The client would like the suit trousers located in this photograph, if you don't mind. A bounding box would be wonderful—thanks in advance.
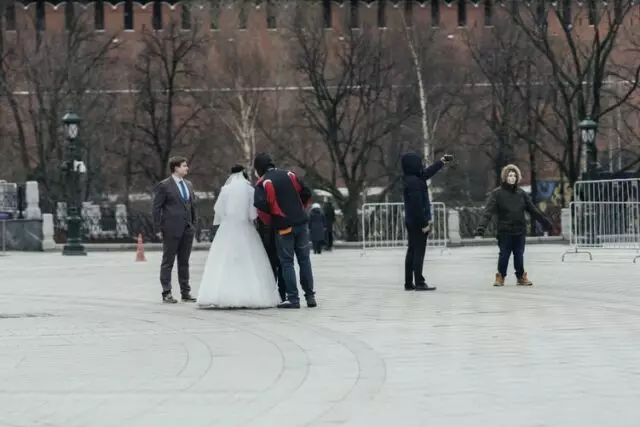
[160,227,195,296]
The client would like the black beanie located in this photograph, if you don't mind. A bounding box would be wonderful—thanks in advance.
[253,153,274,176]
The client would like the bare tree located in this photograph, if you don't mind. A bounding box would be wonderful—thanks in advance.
[504,1,640,184]
[124,17,210,186]
[267,7,415,240]
[392,9,465,166]
[466,15,549,194]
[0,9,120,210]
[204,35,269,170]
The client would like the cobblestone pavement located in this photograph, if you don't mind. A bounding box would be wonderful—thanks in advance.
[1,245,639,427]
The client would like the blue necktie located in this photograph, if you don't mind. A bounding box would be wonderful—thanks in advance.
[179,180,188,201]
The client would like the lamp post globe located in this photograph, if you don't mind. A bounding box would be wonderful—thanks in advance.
[579,118,598,179]
[62,112,86,256]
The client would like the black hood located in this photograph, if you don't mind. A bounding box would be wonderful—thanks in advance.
[401,152,423,177]
[253,153,274,177]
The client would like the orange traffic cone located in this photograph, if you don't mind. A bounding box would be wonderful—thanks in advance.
[135,233,146,262]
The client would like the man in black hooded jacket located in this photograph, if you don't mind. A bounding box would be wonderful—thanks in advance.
[401,152,451,291]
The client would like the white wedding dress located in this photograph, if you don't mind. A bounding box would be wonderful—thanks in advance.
[196,172,281,309]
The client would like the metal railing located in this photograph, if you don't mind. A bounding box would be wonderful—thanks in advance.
[562,178,640,262]
[0,220,7,256]
[361,202,448,253]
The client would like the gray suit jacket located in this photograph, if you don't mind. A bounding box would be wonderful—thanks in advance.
[152,177,197,237]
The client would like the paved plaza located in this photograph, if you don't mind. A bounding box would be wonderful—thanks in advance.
[1,244,639,427]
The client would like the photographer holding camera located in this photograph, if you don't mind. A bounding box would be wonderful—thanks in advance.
[401,152,453,291]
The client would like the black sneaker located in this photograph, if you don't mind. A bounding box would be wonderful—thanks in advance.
[415,284,436,291]
[182,294,197,302]
[306,296,317,308]
[404,284,416,291]
[163,294,178,304]
[277,300,301,309]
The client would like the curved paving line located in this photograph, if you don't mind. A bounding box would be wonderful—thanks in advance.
[54,307,212,427]
[121,325,216,424]
[0,293,314,427]
[238,311,388,426]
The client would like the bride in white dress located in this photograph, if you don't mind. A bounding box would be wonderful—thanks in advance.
[196,166,281,309]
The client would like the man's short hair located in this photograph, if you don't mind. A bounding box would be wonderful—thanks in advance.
[169,156,187,173]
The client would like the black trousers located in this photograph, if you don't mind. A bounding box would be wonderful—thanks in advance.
[160,228,195,296]
[405,228,427,286]
[325,225,334,249]
[497,233,526,278]
[312,241,323,254]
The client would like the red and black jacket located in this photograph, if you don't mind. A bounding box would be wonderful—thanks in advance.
[254,168,312,230]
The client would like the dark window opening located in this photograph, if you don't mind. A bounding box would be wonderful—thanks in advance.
[323,0,332,28]
[152,1,162,30]
[587,0,596,25]
[124,0,134,30]
[95,0,105,30]
[36,0,45,31]
[535,0,546,27]
[405,0,413,27]
[266,0,276,29]
[65,2,74,30]
[431,0,439,27]
[562,0,571,28]
[509,0,517,14]
[181,4,192,30]
[377,0,387,27]
[238,3,247,29]
[613,0,622,24]
[4,2,16,31]
[350,0,359,28]
[210,3,220,30]
[484,0,492,26]
[458,0,466,27]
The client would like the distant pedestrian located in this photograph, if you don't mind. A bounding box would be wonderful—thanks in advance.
[309,203,325,254]
[323,200,336,250]
[475,164,552,287]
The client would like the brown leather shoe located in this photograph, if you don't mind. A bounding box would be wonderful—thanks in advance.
[517,272,533,286]
[493,273,505,287]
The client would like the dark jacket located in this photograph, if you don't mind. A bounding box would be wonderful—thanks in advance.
[323,202,336,226]
[253,153,313,230]
[477,164,550,236]
[308,206,325,243]
[152,177,197,237]
[401,153,444,230]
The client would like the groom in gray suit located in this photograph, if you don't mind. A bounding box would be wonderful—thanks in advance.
[152,156,198,303]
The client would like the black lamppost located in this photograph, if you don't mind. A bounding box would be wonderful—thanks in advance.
[578,118,598,246]
[579,118,598,179]
[62,112,87,256]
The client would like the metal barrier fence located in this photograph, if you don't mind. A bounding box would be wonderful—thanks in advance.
[361,202,448,253]
[0,220,6,256]
[562,178,640,262]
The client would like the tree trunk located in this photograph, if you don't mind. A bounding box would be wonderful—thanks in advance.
[341,197,360,242]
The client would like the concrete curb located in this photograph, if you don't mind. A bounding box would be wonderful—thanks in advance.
[49,236,567,252]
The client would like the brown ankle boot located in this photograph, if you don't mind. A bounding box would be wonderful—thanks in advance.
[517,272,533,286]
[493,273,504,287]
